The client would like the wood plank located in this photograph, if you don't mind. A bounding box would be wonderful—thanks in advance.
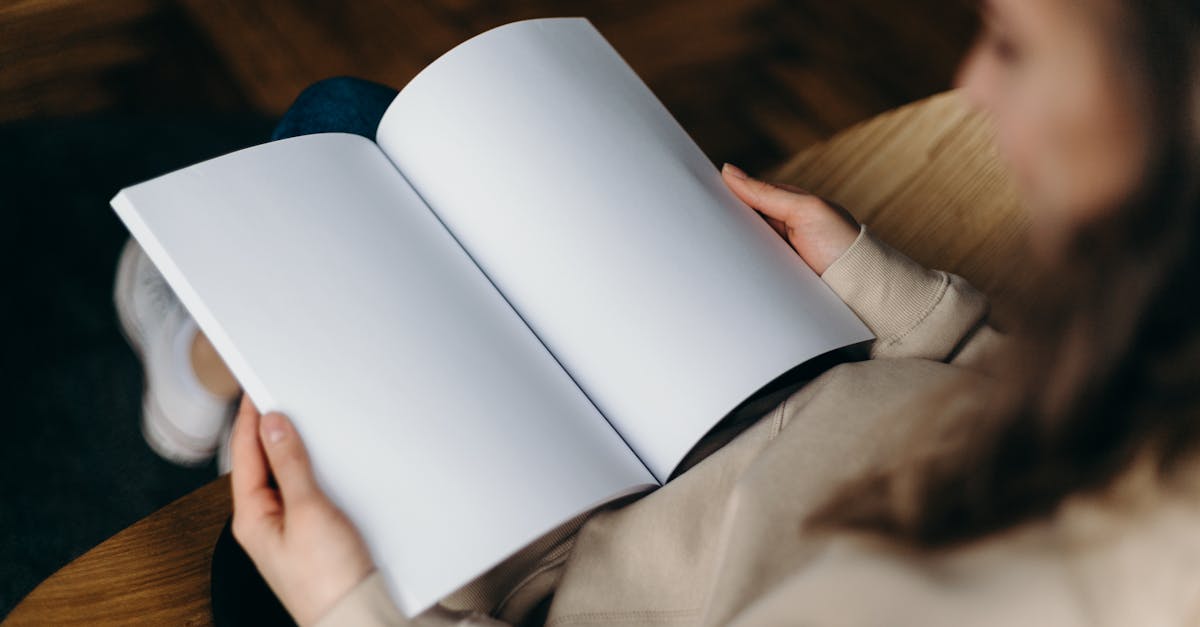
[174,0,466,114]
[4,477,231,626]
[167,0,977,171]
[0,0,250,121]
[0,0,978,171]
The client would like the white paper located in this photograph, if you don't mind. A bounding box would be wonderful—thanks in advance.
[112,133,656,615]
[377,18,873,482]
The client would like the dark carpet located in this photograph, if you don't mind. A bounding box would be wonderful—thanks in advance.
[0,115,273,618]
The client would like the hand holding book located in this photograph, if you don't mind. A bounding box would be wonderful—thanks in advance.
[230,396,375,627]
[720,163,861,275]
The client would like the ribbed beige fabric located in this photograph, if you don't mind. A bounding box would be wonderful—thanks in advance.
[314,226,1200,627]
[821,224,995,362]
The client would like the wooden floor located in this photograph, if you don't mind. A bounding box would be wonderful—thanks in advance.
[0,0,976,173]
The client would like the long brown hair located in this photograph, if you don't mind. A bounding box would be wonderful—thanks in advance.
[808,0,1200,548]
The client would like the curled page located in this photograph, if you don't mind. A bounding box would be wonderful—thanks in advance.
[377,18,873,482]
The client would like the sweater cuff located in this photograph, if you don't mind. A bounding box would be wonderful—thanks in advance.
[819,224,990,360]
[819,224,949,342]
[314,571,407,627]
[820,224,988,360]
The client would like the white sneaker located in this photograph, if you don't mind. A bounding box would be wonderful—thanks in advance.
[114,239,236,466]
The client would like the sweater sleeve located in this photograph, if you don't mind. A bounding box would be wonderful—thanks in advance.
[819,224,1002,364]
[313,571,510,627]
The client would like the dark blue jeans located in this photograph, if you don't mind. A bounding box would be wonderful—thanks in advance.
[270,76,399,143]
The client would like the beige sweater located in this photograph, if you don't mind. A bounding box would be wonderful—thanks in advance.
[316,226,1200,626]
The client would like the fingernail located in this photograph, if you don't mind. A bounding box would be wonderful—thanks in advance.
[723,162,748,179]
[262,413,287,444]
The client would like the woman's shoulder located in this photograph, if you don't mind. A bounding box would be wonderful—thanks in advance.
[1047,456,1200,624]
[729,526,1085,627]
[729,460,1200,627]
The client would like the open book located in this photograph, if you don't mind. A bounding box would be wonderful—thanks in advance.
[111,17,872,616]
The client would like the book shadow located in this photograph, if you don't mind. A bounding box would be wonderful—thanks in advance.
[668,341,871,482]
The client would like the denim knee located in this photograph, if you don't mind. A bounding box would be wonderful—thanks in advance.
[271,76,400,142]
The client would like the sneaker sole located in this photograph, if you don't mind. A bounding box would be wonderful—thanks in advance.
[141,393,220,466]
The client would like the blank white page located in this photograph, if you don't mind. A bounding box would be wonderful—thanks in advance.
[377,18,873,482]
[112,133,655,615]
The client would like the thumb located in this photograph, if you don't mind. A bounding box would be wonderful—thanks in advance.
[721,163,818,224]
[259,412,321,506]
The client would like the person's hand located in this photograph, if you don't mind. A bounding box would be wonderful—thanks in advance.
[721,162,860,275]
[230,395,375,626]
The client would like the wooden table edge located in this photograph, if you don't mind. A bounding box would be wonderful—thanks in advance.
[4,476,231,625]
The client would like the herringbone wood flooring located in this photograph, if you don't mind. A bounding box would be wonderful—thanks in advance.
[0,0,976,173]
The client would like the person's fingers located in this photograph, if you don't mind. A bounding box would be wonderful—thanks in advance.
[756,179,858,229]
[259,412,322,507]
[721,163,827,224]
[231,395,281,541]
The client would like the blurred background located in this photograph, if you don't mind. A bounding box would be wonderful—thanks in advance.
[0,0,976,617]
